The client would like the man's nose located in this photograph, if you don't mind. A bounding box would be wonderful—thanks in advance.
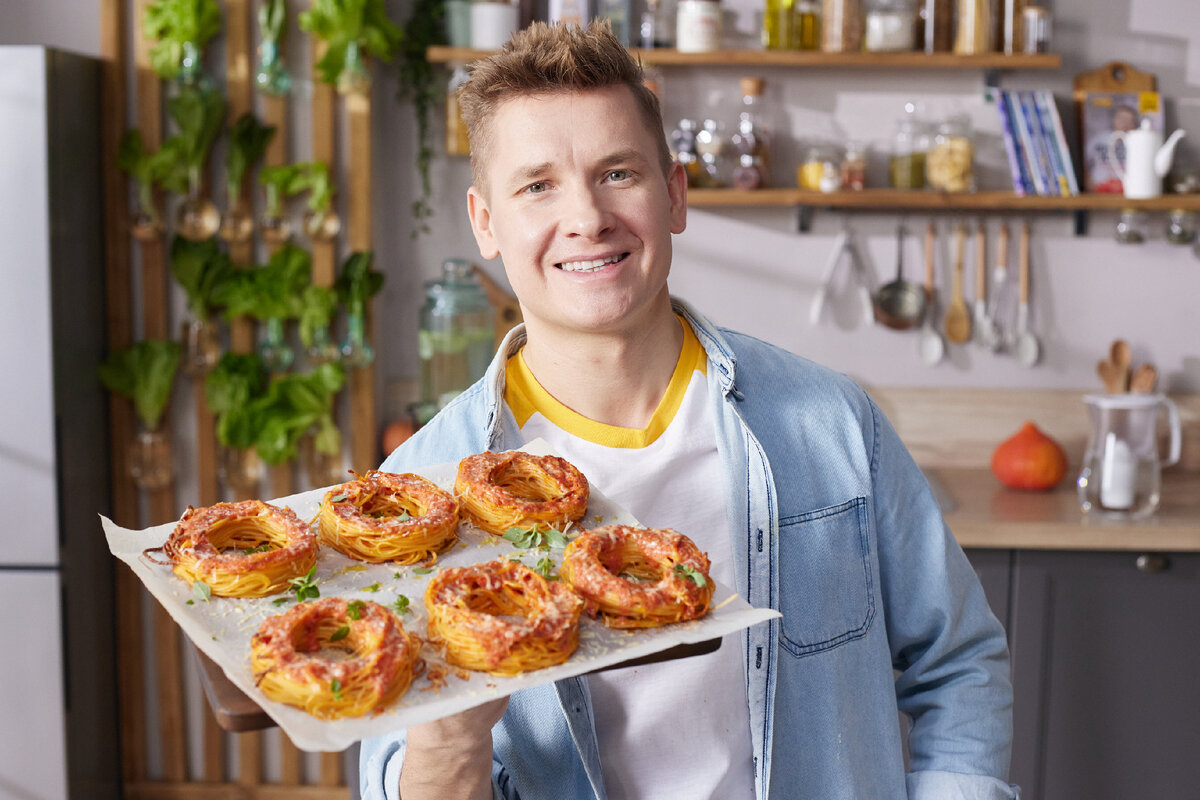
[562,185,614,239]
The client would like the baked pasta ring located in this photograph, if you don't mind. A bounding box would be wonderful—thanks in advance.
[425,559,583,676]
[250,597,421,719]
[316,471,459,565]
[559,525,715,629]
[455,451,589,537]
[159,500,318,598]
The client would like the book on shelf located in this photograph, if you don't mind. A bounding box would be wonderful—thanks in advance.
[994,89,1080,197]
[1017,91,1059,195]
[995,91,1033,196]
[1036,90,1080,195]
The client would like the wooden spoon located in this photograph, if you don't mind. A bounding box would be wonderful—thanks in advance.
[1130,363,1158,393]
[943,223,972,345]
[1109,339,1132,391]
[1097,359,1126,394]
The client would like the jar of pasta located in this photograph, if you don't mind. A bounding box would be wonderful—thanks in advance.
[926,114,975,192]
[864,0,916,51]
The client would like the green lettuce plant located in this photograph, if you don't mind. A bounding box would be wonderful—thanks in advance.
[205,352,268,450]
[99,339,182,431]
[299,0,403,93]
[117,130,188,231]
[224,112,276,211]
[170,235,234,322]
[143,0,222,83]
[252,363,347,464]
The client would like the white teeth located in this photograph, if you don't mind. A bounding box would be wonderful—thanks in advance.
[559,254,621,272]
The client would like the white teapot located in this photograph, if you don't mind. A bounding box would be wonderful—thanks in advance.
[1107,118,1186,199]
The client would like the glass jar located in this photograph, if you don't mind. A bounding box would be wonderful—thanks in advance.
[954,0,992,54]
[864,0,916,51]
[798,145,840,191]
[419,259,496,411]
[732,153,766,190]
[917,0,954,52]
[694,119,727,188]
[792,0,821,49]
[676,0,722,52]
[821,0,863,52]
[889,103,930,189]
[129,428,173,491]
[732,77,771,185]
[926,114,974,192]
[763,0,794,49]
[181,317,221,376]
[1166,209,1197,245]
[445,64,471,157]
[840,141,867,190]
[218,445,261,498]
[1114,209,1147,244]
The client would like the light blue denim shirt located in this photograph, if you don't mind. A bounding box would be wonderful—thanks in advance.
[361,299,1017,800]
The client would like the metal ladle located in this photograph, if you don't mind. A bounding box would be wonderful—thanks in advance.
[873,222,926,330]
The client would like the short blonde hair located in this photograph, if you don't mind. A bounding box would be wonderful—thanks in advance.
[457,21,673,193]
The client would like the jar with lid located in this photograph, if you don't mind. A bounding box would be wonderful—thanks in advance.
[954,0,992,54]
[840,141,867,190]
[676,0,722,52]
[419,259,495,414]
[864,0,916,51]
[889,103,930,189]
[1165,209,1196,245]
[733,153,766,190]
[732,77,771,184]
[926,114,974,192]
[798,145,840,191]
[821,0,863,52]
[917,0,953,52]
[694,119,728,188]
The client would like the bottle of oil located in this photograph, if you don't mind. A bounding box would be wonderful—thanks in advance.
[791,0,821,49]
[763,0,795,49]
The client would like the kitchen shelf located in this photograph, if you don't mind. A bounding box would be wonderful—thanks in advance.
[686,188,1200,212]
[427,46,1061,70]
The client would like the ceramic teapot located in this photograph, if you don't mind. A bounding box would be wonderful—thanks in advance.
[1106,119,1186,199]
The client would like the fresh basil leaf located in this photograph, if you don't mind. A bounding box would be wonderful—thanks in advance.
[412,567,435,576]
[672,563,708,588]
[330,493,348,503]
[192,580,211,602]
[330,625,350,642]
[362,582,382,592]
[347,600,365,620]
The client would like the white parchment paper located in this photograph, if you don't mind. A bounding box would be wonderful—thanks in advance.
[101,442,779,752]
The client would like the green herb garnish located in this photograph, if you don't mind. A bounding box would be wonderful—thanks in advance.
[502,526,568,550]
[192,580,211,602]
[273,597,291,606]
[330,625,350,642]
[347,600,365,620]
[362,582,382,593]
[672,563,708,588]
[330,493,348,503]
[534,557,557,580]
[412,567,435,576]
[392,595,410,614]
[289,565,320,602]
[330,678,343,701]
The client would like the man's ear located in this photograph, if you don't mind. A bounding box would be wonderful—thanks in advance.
[666,161,688,235]
[467,186,500,260]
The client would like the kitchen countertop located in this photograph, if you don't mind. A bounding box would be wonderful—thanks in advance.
[931,468,1200,552]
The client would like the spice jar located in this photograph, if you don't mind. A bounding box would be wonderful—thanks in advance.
[864,0,916,51]
[841,141,867,190]
[821,0,863,52]
[889,103,930,189]
[926,114,974,192]
[954,0,992,54]
[1165,209,1197,245]
[676,0,722,52]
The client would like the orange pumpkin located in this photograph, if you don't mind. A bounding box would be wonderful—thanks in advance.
[991,421,1068,491]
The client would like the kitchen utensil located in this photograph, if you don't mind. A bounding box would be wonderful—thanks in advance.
[873,222,927,330]
[1106,118,1186,200]
[989,221,1013,349]
[972,220,999,350]
[943,222,972,345]
[809,227,875,327]
[1109,339,1132,391]
[1130,363,1158,393]
[1013,221,1040,366]
[917,220,946,365]
[1097,359,1127,394]
[1077,392,1181,518]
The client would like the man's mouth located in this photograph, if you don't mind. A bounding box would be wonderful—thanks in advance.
[556,253,628,272]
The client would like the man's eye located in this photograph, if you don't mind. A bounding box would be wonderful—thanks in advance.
[525,181,547,194]
[607,169,629,182]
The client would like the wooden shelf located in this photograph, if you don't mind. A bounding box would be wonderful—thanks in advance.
[685,188,1200,212]
[427,46,1061,70]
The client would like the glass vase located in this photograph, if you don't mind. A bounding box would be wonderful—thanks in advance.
[129,428,173,490]
[301,435,347,488]
[176,166,220,241]
[131,184,163,241]
[218,445,261,498]
[260,184,292,243]
[254,40,292,96]
[336,41,371,96]
[259,317,294,373]
[340,308,375,368]
[219,194,255,243]
[178,40,212,89]
[303,208,342,242]
[181,317,221,376]
[305,324,341,366]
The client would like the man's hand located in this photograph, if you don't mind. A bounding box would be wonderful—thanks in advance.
[399,696,510,800]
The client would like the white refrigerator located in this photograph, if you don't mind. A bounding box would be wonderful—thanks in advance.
[0,46,120,799]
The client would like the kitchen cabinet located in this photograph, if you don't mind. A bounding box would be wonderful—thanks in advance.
[1006,550,1200,800]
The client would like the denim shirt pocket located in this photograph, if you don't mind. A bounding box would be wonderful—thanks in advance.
[777,496,875,658]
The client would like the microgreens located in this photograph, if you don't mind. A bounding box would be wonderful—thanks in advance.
[330,678,343,701]
[534,556,557,580]
[673,563,708,588]
[392,595,410,614]
[288,565,320,602]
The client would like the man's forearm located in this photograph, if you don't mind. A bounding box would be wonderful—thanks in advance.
[399,733,495,800]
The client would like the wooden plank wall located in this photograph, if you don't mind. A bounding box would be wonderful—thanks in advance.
[100,0,382,795]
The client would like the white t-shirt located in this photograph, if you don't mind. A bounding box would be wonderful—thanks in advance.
[504,320,755,800]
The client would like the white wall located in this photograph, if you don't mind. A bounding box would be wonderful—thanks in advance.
[4,0,1198,404]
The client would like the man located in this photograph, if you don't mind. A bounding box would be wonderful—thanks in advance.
[361,21,1016,800]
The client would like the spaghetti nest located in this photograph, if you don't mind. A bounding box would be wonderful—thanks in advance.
[425,559,583,676]
[455,451,589,537]
[560,525,715,629]
[250,597,422,720]
[157,500,318,598]
[316,471,460,565]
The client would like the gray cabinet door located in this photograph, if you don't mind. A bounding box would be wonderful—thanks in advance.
[964,548,1013,634]
[1008,550,1200,800]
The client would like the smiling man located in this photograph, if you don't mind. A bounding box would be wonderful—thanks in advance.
[360,21,1017,800]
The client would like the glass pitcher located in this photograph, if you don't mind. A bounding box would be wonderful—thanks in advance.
[418,259,496,420]
[1077,393,1182,519]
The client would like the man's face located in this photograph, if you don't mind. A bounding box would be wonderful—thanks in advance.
[467,85,687,340]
